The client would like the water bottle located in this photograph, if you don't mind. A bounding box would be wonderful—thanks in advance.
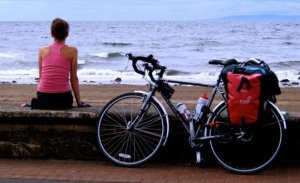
[177,103,195,139]
[193,94,208,121]
[176,103,191,123]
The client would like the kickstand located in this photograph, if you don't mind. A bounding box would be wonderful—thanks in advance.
[196,151,201,164]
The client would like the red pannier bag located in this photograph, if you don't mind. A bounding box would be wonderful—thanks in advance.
[222,59,281,125]
[227,72,262,125]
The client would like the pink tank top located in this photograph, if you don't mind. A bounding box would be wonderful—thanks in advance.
[37,42,71,93]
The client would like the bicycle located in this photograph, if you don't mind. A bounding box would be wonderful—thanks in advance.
[96,53,287,174]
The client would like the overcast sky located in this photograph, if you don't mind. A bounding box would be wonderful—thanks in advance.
[0,0,300,21]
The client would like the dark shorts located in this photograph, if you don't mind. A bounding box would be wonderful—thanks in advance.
[31,91,73,109]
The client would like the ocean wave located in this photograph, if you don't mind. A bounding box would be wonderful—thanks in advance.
[197,40,221,47]
[0,69,38,78]
[78,59,86,65]
[0,60,36,70]
[102,42,132,46]
[282,41,293,45]
[270,61,300,68]
[262,37,275,40]
[78,68,120,75]
[165,69,190,76]
[0,52,20,59]
[90,52,124,59]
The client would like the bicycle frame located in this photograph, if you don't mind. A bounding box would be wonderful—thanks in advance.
[134,74,227,149]
[162,79,227,139]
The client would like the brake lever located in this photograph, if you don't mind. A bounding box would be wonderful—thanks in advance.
[126,53,133,60]
[124,57,130,71]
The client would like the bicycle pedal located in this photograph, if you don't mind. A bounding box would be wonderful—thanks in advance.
[195,151,202,164]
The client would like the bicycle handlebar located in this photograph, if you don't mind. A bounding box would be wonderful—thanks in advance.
[126,53,166,82]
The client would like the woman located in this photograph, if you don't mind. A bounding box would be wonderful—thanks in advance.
[25,18,90,109]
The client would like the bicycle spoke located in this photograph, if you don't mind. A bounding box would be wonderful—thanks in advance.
[100,130,126,140]
[102,133,127,155]
[136,134,161,151]
[262,119,285,127]
[134,127,162,139]
[129,101,141,123]
[120,133,131,160]
[133,135,147,161]
[111,105,127,125]
[135,115,162,128]
[102,113,126,128]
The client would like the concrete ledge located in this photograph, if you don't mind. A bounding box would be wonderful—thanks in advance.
[1,104,298,122]
[0,104,300,165]
[0,104,99,120]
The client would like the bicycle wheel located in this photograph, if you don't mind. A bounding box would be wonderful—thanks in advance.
[208,101,286,174]
[96,92,167,167]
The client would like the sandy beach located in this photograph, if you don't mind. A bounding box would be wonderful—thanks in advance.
[0,84,299,113]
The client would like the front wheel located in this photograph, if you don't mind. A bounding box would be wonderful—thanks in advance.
[208,101,286,174]
[96,92,167,167]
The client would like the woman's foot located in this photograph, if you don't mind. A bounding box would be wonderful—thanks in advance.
[21,102,31,107]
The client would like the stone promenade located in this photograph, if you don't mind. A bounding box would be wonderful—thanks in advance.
[0,158,300,183]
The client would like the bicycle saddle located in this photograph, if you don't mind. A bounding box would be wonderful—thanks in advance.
[209,59,238,66]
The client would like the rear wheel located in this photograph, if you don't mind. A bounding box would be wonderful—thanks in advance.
[208,101,286,174]
[96,92,167,167]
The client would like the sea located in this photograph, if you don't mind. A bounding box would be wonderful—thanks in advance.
[0,20,299,86]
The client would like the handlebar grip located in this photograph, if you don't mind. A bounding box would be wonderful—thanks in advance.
[132,60,145,75]
[126,53,144,75]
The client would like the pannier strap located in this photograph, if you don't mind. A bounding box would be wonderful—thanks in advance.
[241,117,246,125]
[237,77,251,92]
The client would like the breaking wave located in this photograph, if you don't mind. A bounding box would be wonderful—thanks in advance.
[102,42,132,46]
[90,52,124,59]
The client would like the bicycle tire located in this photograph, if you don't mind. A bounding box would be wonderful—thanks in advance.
[96,92,167,167]
[208,101,286,174]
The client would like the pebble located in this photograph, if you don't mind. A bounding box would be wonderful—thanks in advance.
[83,80,96,83]
[1,82,11,84]
[113,77,122,84]
[280,79,290,83]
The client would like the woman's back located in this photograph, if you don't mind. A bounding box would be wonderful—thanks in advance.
[37,42,71,93]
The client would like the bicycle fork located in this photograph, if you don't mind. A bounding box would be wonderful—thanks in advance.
[132,91,170,146]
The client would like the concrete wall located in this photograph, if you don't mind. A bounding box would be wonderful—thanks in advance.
[0,104,299,165]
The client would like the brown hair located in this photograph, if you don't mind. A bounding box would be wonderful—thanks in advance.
[51,18,69,40]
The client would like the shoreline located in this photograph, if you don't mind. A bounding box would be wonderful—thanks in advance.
[0,75,299,87]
